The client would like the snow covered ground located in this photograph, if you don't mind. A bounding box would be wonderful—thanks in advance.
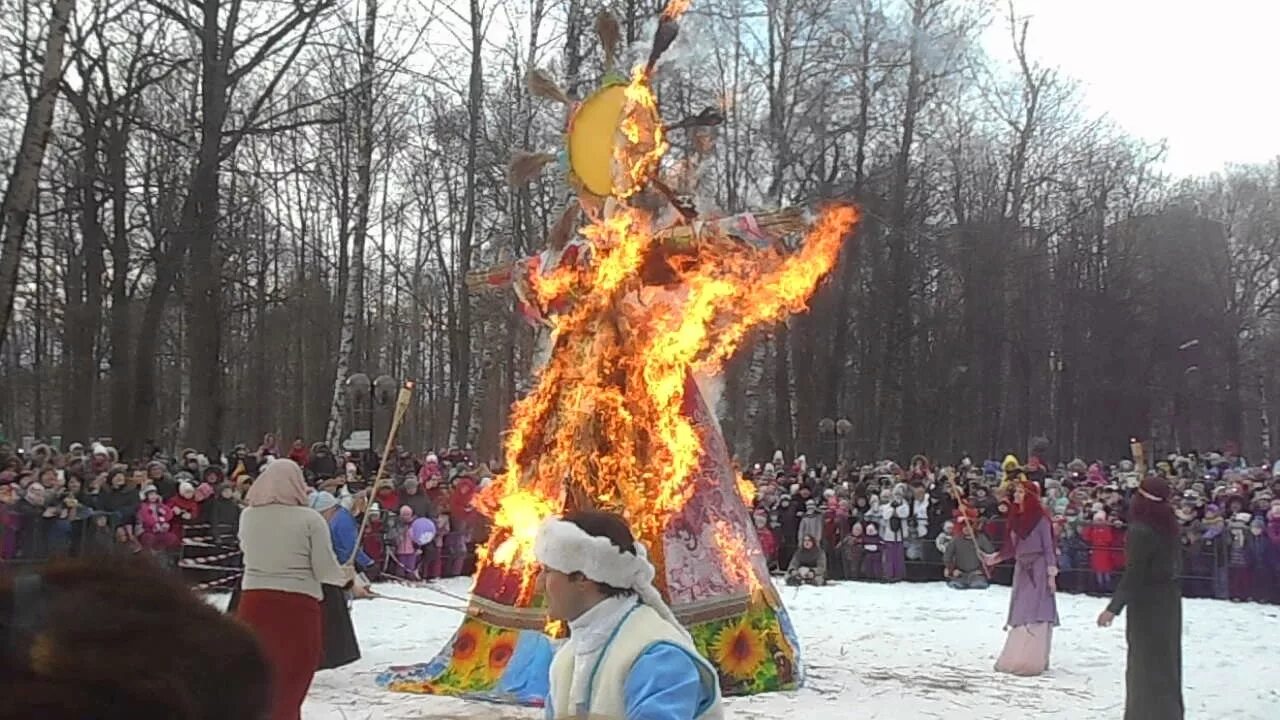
[217,578,1280,719]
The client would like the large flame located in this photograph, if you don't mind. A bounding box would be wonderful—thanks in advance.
[475,33,858,605]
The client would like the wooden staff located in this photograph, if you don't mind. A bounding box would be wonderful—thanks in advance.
[346,380,415,566]
[943,468,990,579]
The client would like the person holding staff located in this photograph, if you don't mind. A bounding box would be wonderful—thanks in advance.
[1097,475,1184,720]
[982,476,1058,676]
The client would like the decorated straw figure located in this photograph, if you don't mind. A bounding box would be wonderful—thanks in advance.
[380,1,857,706]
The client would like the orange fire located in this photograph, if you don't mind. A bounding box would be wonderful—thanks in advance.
[474,24,858,606]
[711,518,760,592]
[736,475,757,506]
[661,0,692,21]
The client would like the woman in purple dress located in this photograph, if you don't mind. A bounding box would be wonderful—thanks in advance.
[983,478,1058,675]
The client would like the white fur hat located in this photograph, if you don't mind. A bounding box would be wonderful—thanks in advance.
[534,518,688,640]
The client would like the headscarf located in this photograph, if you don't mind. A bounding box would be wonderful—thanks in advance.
[244,459,309,508]
[1130,475,1177,538]
[1007,479,1047,542]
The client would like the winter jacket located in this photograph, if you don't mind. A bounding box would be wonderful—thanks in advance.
[96,487,140,525]
[167,495,201,524]
[16,500,55,559]
[330,506,373,569]
[1081,523,1123,574]
[909,497,931,540]
[797,512,823,546]
[779,504,802,548]
[137,501,176,535]
[756,527,778,565]
[307,452,339,480]
[288,447,310,467]
[878,500,910,542]
[205,498,243,546]
[400,489,435,520]
[1060,532,1090,572]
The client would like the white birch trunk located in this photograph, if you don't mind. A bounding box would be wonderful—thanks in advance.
[325,0,377,450]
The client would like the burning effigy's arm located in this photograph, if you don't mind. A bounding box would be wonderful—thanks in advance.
[466,206,809,294]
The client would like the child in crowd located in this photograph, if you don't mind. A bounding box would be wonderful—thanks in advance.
[1082,510,1121,593]
[1227,512,1254,600]
[838,522,865,580]
[392,505,422,580]
[861,521,883,580]
[137,484,179,552]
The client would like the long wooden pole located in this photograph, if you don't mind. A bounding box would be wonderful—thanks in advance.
[346,380,414,566]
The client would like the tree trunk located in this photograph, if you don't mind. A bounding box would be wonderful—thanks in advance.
[452,0,483,447]
[65,115,106,444]
[772,327,793,457]
[0,0,75,346]
[185,0,233,457]
[107,119,134,447]
[325,0,376,450]
[880,0,927,457]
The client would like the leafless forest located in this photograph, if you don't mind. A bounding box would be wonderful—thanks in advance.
[0,0,1276,464]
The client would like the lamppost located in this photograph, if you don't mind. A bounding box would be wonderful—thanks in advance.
[836,418,852,464]
[344,373,372,454]
[818,418,835,467]
[344,373,399,455]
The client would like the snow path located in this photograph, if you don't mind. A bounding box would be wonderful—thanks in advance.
[214,578,1280,719]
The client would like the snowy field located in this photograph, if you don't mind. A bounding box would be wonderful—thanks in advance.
[215,578,1280,719]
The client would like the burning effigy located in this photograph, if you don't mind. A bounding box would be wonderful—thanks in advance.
[377,0,857,706]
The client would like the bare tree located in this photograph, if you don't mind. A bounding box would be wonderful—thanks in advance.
[0,0,75,345]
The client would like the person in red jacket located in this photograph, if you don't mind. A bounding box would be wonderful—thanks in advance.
[754,511,778,571]
[1082,510,1122,592]
[137,485,180,551]
[167,480,202,529]
[288,438,310,468]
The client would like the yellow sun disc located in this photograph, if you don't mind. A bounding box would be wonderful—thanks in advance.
[567,85,629,197]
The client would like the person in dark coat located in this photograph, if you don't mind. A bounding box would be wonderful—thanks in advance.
[16,483,57,559]
[96,470,140,528]
[398,477,434,520]
[206,482,244,548]
[306,443,339,481]
[1098,475,1184,720]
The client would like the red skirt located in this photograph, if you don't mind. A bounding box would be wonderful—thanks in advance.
[238,589,322,720]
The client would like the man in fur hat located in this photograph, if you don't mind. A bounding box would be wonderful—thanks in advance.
[534,511,723,720]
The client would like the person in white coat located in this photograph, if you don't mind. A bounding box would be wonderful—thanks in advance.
[535,511,724,720]
[878,489,910,582]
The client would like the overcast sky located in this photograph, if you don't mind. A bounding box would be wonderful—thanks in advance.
[993,0,1279,177]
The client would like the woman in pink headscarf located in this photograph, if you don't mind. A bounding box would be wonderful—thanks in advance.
[235,460,346,720]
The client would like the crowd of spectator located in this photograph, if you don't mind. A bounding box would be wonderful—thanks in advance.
[6,434,1280,606]
[745,451,1280,604]
[0,435,492,587]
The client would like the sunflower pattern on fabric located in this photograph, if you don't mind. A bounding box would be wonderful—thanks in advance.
[382,617,522,695]
[689,601,800,694]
